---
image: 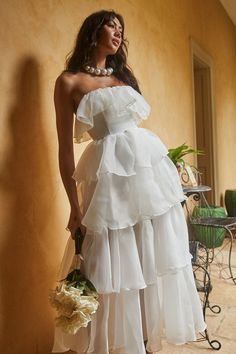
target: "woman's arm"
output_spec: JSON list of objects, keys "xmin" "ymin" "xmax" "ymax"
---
[{"xmin": 54, "ymin": 73, "xmax": 84, "ymax": 237}]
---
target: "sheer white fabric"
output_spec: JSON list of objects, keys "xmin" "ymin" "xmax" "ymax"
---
[
  {"xmin": 52, "ymin": 86, "xmax": 206, "ymax": 354},
  {"xmin": 73, "ymin": 86, "xmax": 150, "ymax": 143}
]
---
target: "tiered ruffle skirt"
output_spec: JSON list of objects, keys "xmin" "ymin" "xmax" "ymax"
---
[{"xmin": 52, "ymin": 127, "xmax": 206, "ymax": 353}]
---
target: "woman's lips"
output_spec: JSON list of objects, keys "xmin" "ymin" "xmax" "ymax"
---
[{"xmin": 112, "ymin": 38, "xmax": 120, "ymax": 47}]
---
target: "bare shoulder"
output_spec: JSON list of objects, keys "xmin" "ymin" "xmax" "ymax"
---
[
  {"xmin": 55, "ymin": 71, "xmax": 77, "ymax": 92},
  {"xmin": 55, "ymin": 71, "xmax": 89, "ymax": 99}
]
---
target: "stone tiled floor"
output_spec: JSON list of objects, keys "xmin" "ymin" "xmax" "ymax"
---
[{"xmin": 62, "ymin": 237, "xmax": 236, "ymax": 354}]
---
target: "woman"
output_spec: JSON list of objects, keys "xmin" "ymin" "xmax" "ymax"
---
[{"xmin": 52, "ymin": 9, "xmax": 206, "ymax": 354}]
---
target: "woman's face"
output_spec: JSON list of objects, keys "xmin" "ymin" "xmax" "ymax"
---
[{"xmin": 96, "ymin": 17, "xmax": 123, "ymax": 55}]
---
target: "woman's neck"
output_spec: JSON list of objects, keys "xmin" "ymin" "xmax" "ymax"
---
[{"xmin": 91, "ymin": 50, "xmax": 106, "ymax": 68}]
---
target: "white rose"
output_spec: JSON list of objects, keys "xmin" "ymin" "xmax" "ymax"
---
[{"xmin": 49, "ymin": 282, "xmax": 99, "ymax": 335}]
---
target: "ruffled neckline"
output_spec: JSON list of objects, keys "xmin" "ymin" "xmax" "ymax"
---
[
  {"xmin": 74, "ymin": 85, "xmax": 151, "ymax": 143},
  {"xmin": 83, "ymin": 85, "xmax": 131, "ymax": 97},
  {"xmin": 77, "ymin": 85, "xmax": 138, "ymax": 111}
]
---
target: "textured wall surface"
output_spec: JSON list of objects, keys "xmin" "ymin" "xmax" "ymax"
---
[{"xmin": 0, "ymin": 0, "xmax": 235, "ymax": 353}]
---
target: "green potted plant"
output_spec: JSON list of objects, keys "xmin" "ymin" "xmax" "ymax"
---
[
  {"xmin": 168, "ymin": 143, "xmax": 204, "ymax": 186},
  {"xmin": 192, "ymin": 206, "xmax": 227, "ymax": 248},
  {"xmin": 168, "ymin": 143, "xmax": 203, "ymax": 172},
  {"xmin": 168, "ymin": 144, "xmax": 225, "ymax": 247}
]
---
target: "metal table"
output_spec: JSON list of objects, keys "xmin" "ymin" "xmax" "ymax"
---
[
  {"xmin": 190, "ymin": 216, "xmax": 236, "ymax": 285},
  {"xmin": 183, "ymin": 185, "xmax": 236, "ymax": 285},
  {"xmin": 183, "ymin": 185, "xmax": 222, "ymax": 350}
]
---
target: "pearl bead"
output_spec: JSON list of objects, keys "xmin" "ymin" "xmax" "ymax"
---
[
  {"xmin": 101, "ymin": 68, "xmax": 107, "ymax": 75},
  {"xmin": 95, "ymin": 68, "xmax": 101, "ymax": 75},
  {"xmin": 84, "ymin": 65, "xmax": 113, "ymax": 76},
  {"xmin": 107, "ymin": 68, "xmax": 113, "ymax": 76}
]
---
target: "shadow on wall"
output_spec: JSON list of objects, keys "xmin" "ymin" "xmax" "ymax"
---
[{"xmin": 0, "ymin": 57, "xmax": 60, "ymax": 354}]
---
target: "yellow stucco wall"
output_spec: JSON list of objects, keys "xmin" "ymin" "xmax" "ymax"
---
[{"xmin": 0, "ymin": 1, "xmax": 235, "ymax": 353}]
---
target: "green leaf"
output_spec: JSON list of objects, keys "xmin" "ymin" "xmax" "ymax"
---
[
  {"xmin": 64, "ymin": 268, "xmax": 98, "ymax": 294},
  {"xmin": 168, "ymin": 143, "xmax": 204, "ymax": 166}
]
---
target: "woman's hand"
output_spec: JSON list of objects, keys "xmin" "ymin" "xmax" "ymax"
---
[{"xmin": 67, "ymin": 208, "xmax": 86, "ymax": 239}]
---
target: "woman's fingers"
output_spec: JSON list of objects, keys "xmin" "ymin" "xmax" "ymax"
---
[
  {"xmin": 80, "ymin": 223, "xmax": 87, "ymax": 237},
  {"xmin": 68, "ymin": 223, "xmax": 86, "ymax": 240}
]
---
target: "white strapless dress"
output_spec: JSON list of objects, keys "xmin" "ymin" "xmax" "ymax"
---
[{"xmin": 52, "ymin": 86, "xmax": 206, "ymax": 354}]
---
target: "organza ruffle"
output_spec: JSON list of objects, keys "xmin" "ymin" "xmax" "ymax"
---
[
  {"xmin": 72, "ymin": 127, "xmax": 186, "ymax": 233},
  {"xmin": 52, "ymin": 273, "xmax": 206, "ymax": 354},
  {"xmin": 52, "ymin": 85, "xmax": 206, "ymax": 353},
  {"xmin": 73, "ymin": 128, "xmax": 169, "ymax": 181},
  {"xmin": 73, "ymin": 86, "xmax": 150, "ymax": 143},
  {"xmin": 56, "ymin": 206, "xmax": 192, "ymax": 292},
  {"xmin": 52, "ymin": 206, "xmax": 206, "ymax": 354}
]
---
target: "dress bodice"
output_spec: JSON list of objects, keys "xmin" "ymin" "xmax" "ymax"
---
[
  {"xmin": 73, "ymin": 85, "xmax": 151, "ymax": 143},
  {"xmin": 72, "ymin": 84, "xmax": 185, "ymax": 232}
]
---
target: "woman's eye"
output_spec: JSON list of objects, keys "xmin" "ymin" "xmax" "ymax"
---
[{"xmin": 107, "ymin": 22, "xmax": 123, "ymax": 35}]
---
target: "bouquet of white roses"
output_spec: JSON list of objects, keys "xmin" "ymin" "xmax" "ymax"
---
[{"xmin": 49, "ymin": 228, "xmax": 99, "ymax": 335}]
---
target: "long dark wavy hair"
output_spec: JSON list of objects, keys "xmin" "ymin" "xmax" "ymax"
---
[{"xmin": 65, "ymin": 10, "xmax": 141, "ymax": 93}]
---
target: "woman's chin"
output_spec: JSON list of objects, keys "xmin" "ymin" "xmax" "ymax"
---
[{"xmin": 105, "ymin": 46, "xmax": 120, "ymax": 56}]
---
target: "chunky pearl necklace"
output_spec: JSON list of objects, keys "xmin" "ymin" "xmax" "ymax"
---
[{"xmin": 84, "ymin": 65, "xmax": 113, "ymax": 76}]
